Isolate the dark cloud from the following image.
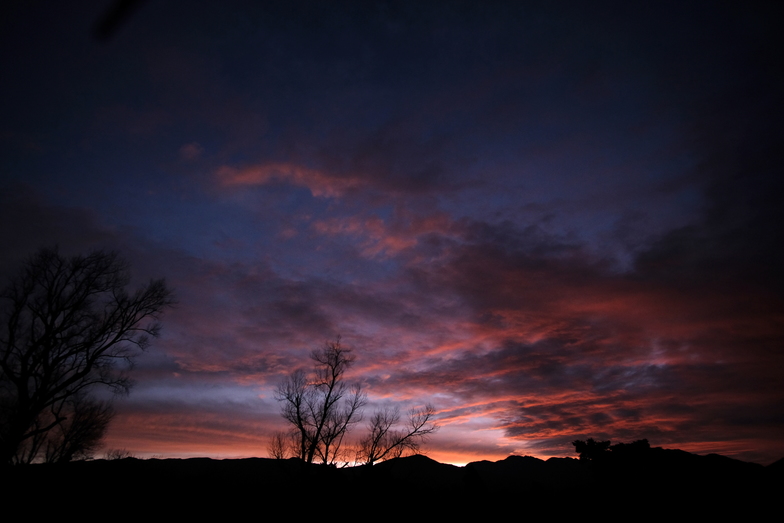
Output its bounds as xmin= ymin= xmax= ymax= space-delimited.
xmin=361 ymin=197 xmax=784 ymax=461
xmin=0 ymin=186 xmax=118 ymax=273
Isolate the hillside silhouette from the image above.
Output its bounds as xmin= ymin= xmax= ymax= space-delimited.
xmin=5 ymin=445 xmax=781 ymax=516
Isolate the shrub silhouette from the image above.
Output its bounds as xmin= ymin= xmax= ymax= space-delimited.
xmin=572 ymin=438 xmax=611 ymax=461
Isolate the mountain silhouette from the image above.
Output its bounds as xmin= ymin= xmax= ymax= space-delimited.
xmin=4 ymin=447 xmax=781 ymax=516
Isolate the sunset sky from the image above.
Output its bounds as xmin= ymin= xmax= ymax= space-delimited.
xmin=1 ymin=1 xmax=782 ymax=465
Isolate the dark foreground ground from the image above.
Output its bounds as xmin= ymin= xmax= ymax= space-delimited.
xmin=5 ymin=447 xmax=782 ymax=517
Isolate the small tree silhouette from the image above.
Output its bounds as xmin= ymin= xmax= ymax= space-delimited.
xmin=267 ymin=431 xmax=291 ymax=459
xmin=572 ymin=438 xmax=611 ymax=461
xmin=104 ymin=448 xmax=133 ymax=460
xmin=273 ymin=337 xmax=440 ymax=466
xmin=357 ymin=404 xmax=438 ymax=465
xmin=610 ymin=438 xmax=650 ymax=457
xmin=275 ymin=337 xmax=366 ymax=465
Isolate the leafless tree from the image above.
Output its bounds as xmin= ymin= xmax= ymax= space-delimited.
xmin=104 ymin=448 xmax=133 ymax=460
xmin=267 ymin=431 xmax=292 ymax=459
xmin=0 ymin=248 xmax=173 ymax=465
xmin=275 ymin=337 xmax=366 ymax=465
xmin=43 ymin=393 xmax=114 ymax=463
xmin=357 ymin=404 xmax=439 ymax=465
xmin=14 ymin=391 xmax=114 ymax=464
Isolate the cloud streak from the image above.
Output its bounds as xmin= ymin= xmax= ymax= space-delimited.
xmin=217 ymin=162 xmax=364 ymax=198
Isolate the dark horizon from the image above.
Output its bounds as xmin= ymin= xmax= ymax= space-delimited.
xmin=6 ymin=444 xmax=782 ymax=517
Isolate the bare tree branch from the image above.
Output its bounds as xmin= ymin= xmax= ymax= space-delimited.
xmin=43 ymin=392 xmax=114 ymax=463
xmin=274 ymin=337 xmax=366 ymax=465
xmin=0 ymin=248 xmax=173 ymax=465
xmin=357 ymin=404 xmax=439 ymax=465
xmin=273 ymin=337 xmax=440 ymax=467
xmin=267 ymin=431 xmax=291 ymax=459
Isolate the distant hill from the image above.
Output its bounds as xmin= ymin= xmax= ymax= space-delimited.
xmin=4 ymin=448 xmax=781 ymax=516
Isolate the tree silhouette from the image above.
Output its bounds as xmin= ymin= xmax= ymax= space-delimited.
xmin=274 ymin=337 xmax=441 ymax=466
xmin=42 ymin=392 xmax=114 ymax=464
xmin=0 ymin=248 xmax=173 ymax=465
xmin=275 ymin=337 xmax=366 ymax=465
xmin=357 ymin=404 xmax=438 ymax=465
xmin=266 ymin=430 xmax=291 ymax=459
xmin=572 ymin=438 xmax=611 ymax=461
xmin=610 ymin=438 xmax=650 ymax=458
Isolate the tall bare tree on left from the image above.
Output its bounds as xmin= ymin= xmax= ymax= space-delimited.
xmin=0 ymin=248 xmax=174 ymax=465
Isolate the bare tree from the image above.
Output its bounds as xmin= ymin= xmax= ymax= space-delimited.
xmin=43 ymin=393 xmax=114 ymax=463
xmin=267 ymin=431 xmax=291 ymax=459
xmin=0 ymin=248 xmax=173 ymax=465
xmin=275 ymin=337 xmax=366 ymax=465
xmin=104 ymin=448 xmax=133 ymax=460
xmin=357 ymin=404 xmax=438 ymax=465
xmin=13 ymin=391 xmax=114 ymax=465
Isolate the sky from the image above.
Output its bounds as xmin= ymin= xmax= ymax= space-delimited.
xmin=1 ymin=1 xmax=782 ymax=465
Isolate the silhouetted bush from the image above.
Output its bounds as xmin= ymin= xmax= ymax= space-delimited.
xmin=572 ymin=438 xmax=611 ymax=461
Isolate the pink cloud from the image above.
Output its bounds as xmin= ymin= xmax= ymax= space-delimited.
xmin=312 ymin=209 xmax=457 ymax=258
xmin=312 ymin=216 xmax=417 ymax=257
xmin=216 ymin=162 xmax=362 ymax=197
